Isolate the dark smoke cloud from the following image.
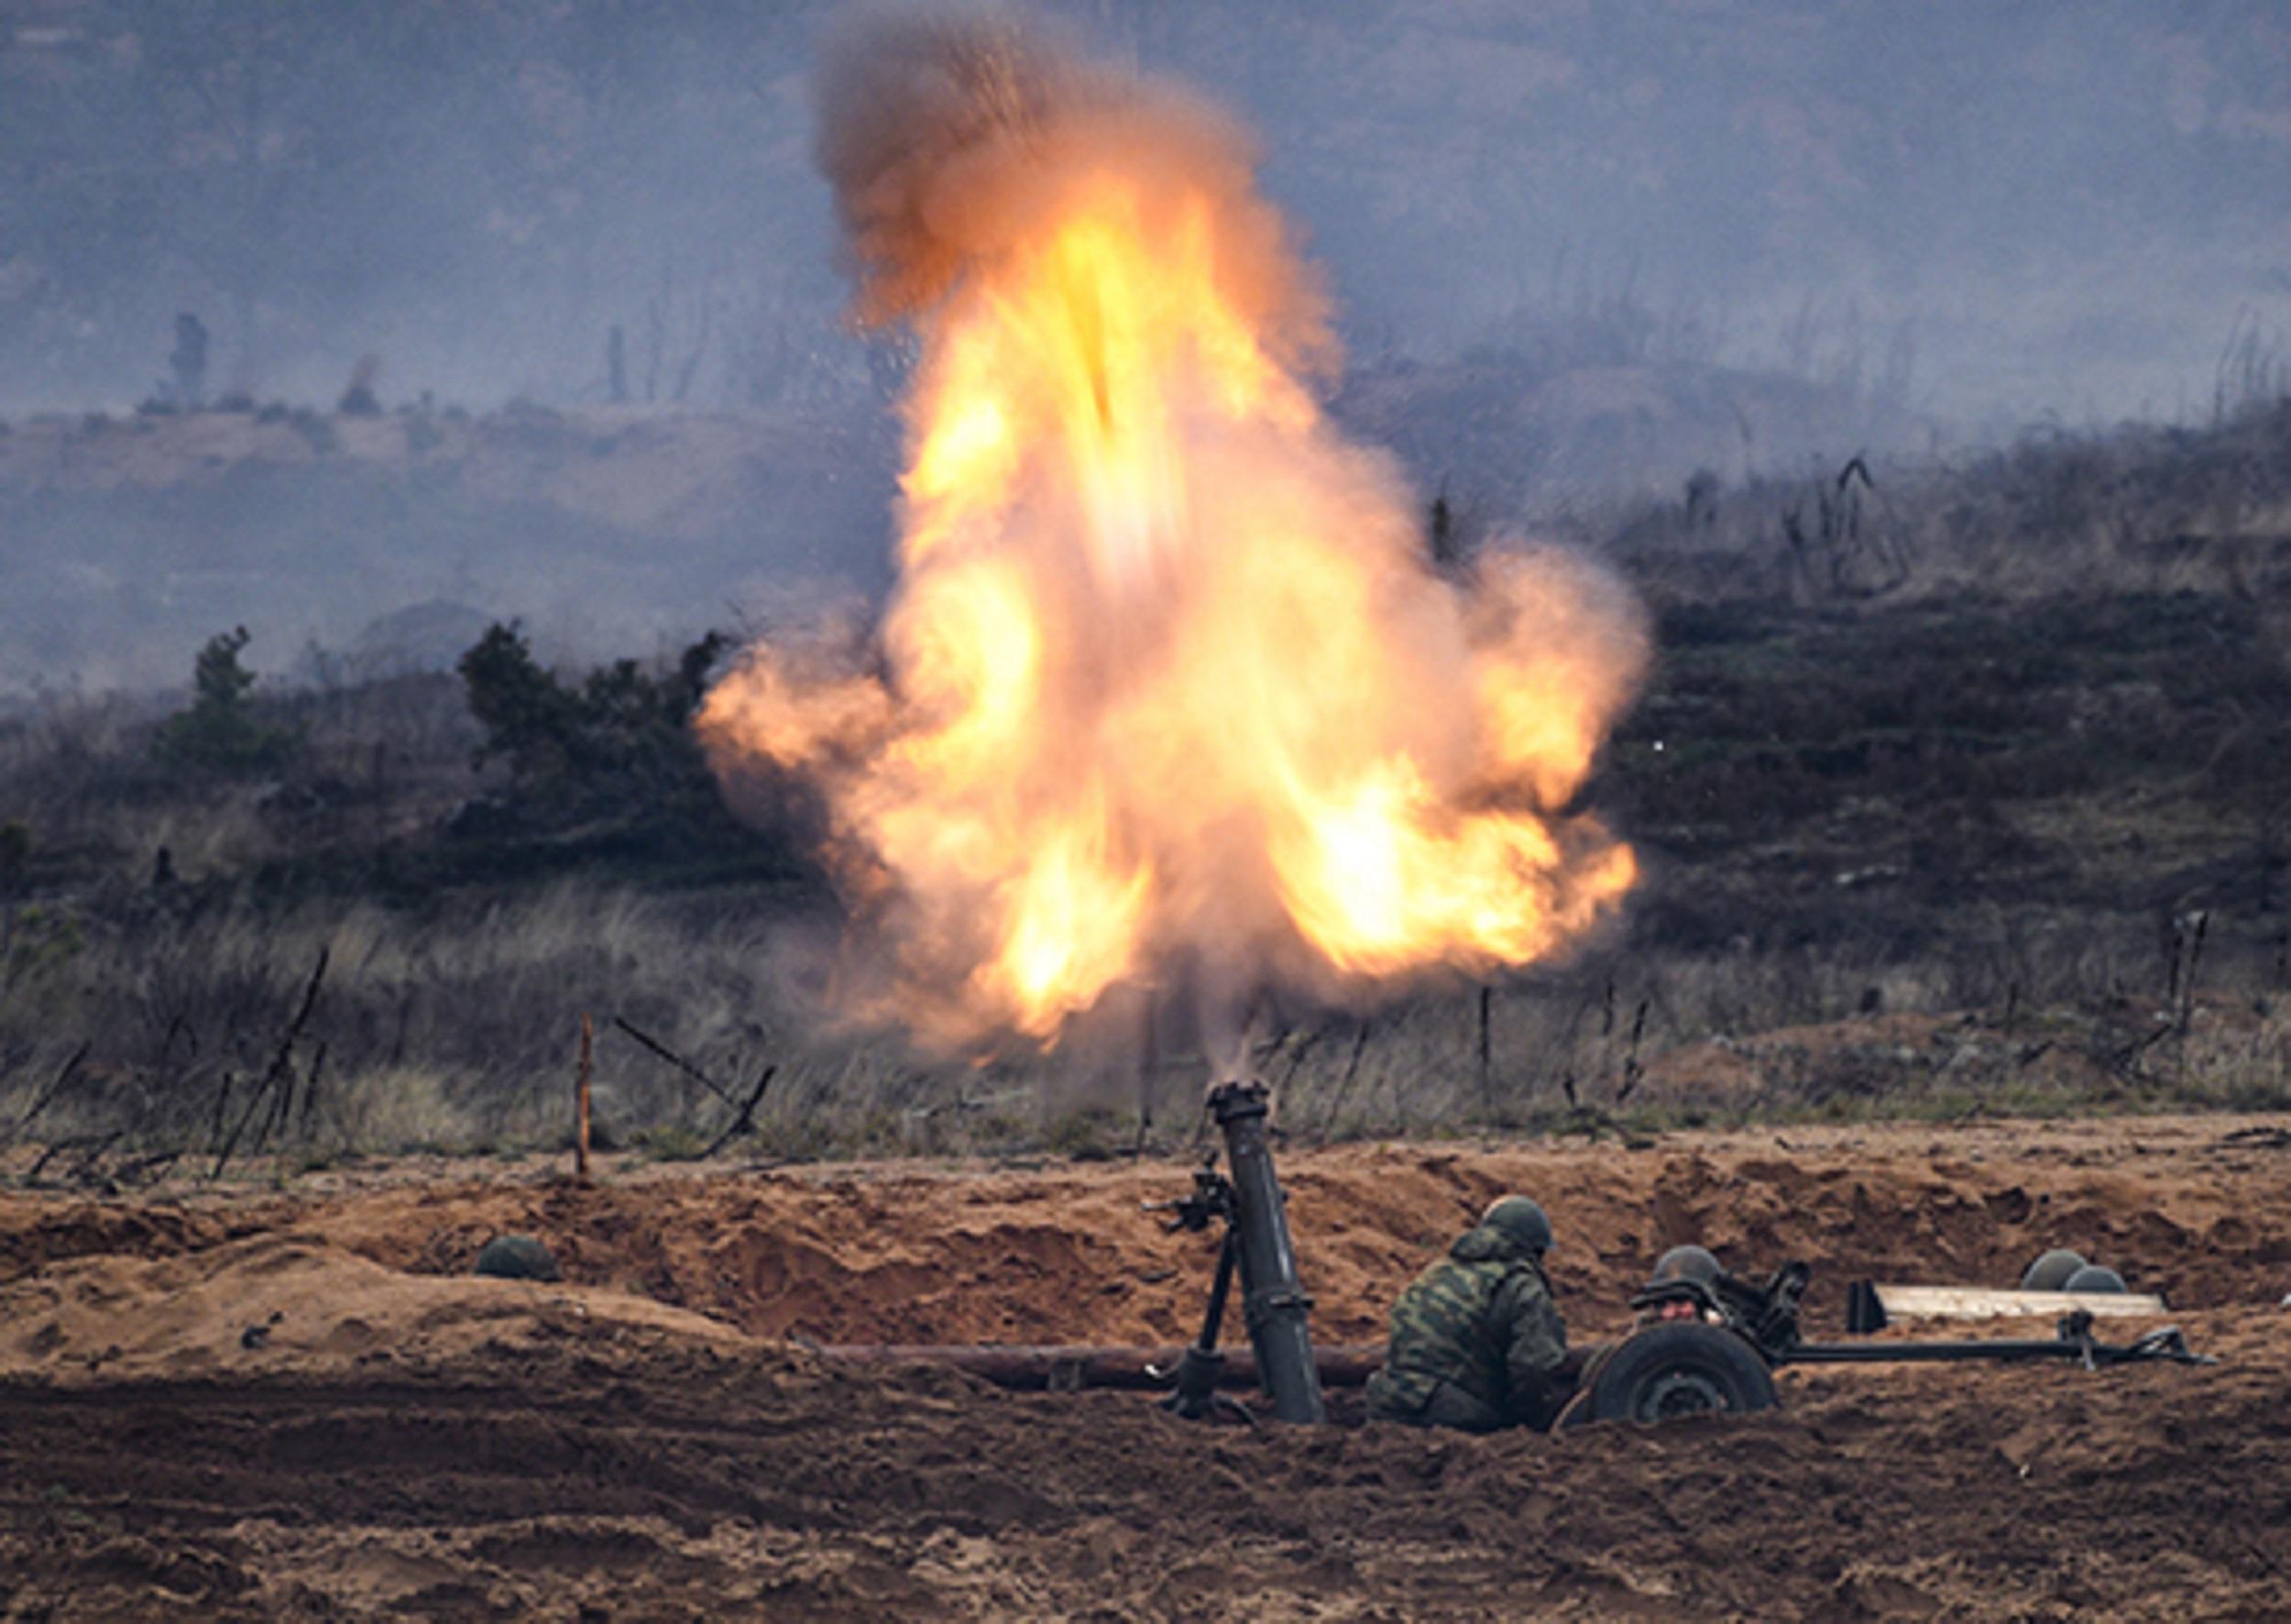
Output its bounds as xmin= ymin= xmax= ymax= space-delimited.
xmin=813 ymin=6 xmax=1070 ymax=324
xmin=810 ymin=6 xmax=1329 ymax=372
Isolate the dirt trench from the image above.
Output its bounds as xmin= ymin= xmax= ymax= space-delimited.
xmin=1 ymin=1114 xmax=2286 ymax=1619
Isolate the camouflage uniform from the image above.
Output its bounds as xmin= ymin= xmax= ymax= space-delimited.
xmin=1365 ymin=1219 xmax=1569 ymax=1432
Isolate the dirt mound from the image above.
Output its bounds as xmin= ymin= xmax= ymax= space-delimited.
xmin=10 ymin=1113 xmax=2267 ymax=1346
xmin=0 ymin=1233 xmax=740 ymax=1386
xmin=0 ymin=1200 xmax=260 ymax=1287
xmin=1 ymin=1114 xmax=2286 ymax=1619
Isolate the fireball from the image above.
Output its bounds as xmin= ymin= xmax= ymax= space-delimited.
xmin=701 ymin=15 xmax=1647 ymax=1048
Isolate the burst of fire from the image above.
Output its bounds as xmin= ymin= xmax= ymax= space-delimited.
xmin=701 ymin=16 xmax=1648 ymax=1048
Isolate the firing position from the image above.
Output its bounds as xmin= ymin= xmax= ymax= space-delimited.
xmin=1365 ymin=1195 xmax=1571 ymax=1431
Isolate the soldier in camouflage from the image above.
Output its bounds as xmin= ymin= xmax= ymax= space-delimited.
xmin=1365 ymin=1195 xmax=1571 ymax=1432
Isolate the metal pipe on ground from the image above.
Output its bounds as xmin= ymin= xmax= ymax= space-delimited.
xmin=810 ymin=1318 xmax=2205 ymax=1396
xmin=812 ymin=1344 xmax=1387 ymax=1392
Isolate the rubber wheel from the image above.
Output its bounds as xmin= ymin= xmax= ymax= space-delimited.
xmin=1562 ymin=1322 xmax=1777 ymax=1429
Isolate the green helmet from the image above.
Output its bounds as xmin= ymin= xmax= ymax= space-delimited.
xmin=474 ymin=1233 xmax=561 ymax=1281
xmin=1649 ymin=1244 xmax=1722 ymax=1287
xmin=2063 ymin=1264 xmax=2126 ymax=1294
xmin=1480 ymin=1196 xmax=1552 ymax=1256
xmin=2020 ymin=1249 xmax=2088 ymax=1292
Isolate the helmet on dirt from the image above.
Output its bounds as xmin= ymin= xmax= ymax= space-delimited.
xmin=1649 ymin=1244 xmax=1722 ymax=1287
xmin=2020 ymin=1248 xmax=2088 ymax=1292
xmin=1480 ymin=1196 xmax=1552 ymax=1256
xmin=474 ymin=1233 xmax=561 ymax=1281
xmin=2063 ymin=1264 xmax=2127 ymax=1294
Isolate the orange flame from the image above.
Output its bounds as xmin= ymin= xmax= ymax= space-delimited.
xmin=702 ymin=22 xmax=1647 ymax=1048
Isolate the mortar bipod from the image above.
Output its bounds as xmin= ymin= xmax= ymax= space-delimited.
xmin=1147 ymin=1218 xmax=1256 ymax=1424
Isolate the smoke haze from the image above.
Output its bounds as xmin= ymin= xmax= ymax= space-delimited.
xmin=2 ymin=2 xmax=2286 ymax=692
xmin=5 ymin=3 xmax=2283 ymax=423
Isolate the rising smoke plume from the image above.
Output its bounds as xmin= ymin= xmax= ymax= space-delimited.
xmin=702 ymin=7 xmax=1650 ymax=1058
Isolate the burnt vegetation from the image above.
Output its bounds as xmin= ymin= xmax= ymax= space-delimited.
xmin=3 ymin=400 xmax=2291 ymax=1176
xmin=453 ymin=621 xmax=742 ymax=850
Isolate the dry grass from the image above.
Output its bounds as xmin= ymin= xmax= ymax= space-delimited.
xmin=2 ymin=872 xmax=2285 ymax=1179
xmin=1229 ymin=932 xmax=2291 ymax=1146
xmin=3 ymin=884 xmax=792 ymax=1157
xmin=5 ymin=404 xmax=2291 ymax=1176
xmin=1578 ymin=397 xmax=2291 ymax=607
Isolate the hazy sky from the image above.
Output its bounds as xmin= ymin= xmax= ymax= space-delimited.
xmin=4 ymin=2 xmax=2289 ymax=693
xmin=1 ymin=1 xmax=2285 ymax=428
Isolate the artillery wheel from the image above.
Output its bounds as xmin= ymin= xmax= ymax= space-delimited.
xmin=1559 ymin=1322 xmax=1777 ymax=1430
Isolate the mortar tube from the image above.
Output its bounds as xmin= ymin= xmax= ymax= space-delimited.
xmin=1211 ymin=1081 xmax=1326 ymax=1423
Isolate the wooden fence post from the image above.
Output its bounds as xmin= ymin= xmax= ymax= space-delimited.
xmin=575 ymin=1012 xmax=594 ymax=1178
xmin=1477 ymin=984 xmax=1493 ymax=1114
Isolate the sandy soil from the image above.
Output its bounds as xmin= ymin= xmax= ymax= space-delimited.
xmin=2 ymin=1114 xmax=2286 ymax=1619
